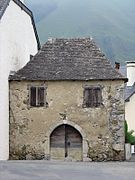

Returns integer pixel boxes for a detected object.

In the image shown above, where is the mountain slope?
[26,0,135,64]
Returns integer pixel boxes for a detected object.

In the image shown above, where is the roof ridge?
[9,37,127,82]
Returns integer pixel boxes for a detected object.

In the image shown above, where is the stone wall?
[9,80,125,161]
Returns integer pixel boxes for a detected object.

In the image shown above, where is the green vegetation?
[125,120,135,145]
[26,0,135,64]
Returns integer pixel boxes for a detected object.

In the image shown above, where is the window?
[30,86,46,107]
[83,87,102,108]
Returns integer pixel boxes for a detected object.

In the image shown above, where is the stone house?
[0,0,40,160]
[9,38,127,161]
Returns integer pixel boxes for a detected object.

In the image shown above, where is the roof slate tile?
[9,38,127,81]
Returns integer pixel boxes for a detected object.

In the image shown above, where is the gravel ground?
[0,161,135,180]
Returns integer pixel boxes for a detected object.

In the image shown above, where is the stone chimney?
[115,62,120,70]
[127,61,135,86]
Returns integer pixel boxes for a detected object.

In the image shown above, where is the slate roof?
[120,65,127,77]
[9,38,127,81]
[0,0,9,18]
[0,0,40,49]
[125,83,135,102]
[119,64,135,101]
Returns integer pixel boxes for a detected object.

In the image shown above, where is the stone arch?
[45,120,88,161]
[46,120,86,138]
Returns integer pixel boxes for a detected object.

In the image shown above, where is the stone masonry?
[9,80,125,161]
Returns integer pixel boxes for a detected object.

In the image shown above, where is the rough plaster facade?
[9,80,125,161]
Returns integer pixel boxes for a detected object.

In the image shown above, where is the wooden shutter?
[88,89,93,107]
[83,87,102,108]
[38,87,45,106]
[84,88,93,107]
[30,87,36,106]
[93,88,97,107]
[93,88,102,107]
[84,89,89,107]
[96,88,102,106]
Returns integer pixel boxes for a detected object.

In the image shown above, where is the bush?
[125,120,135,145]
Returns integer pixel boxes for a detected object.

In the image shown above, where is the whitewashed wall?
[125,94,135,135]
[126,62,135,134]
[0,0,38,160]
[127,62,135,86]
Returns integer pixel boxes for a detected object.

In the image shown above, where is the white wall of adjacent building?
[127,62,135,87]
[125,62,135,134]
[0,0,38,160]
[125,94,135,134]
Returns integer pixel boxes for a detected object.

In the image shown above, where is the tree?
[125,120,135,145]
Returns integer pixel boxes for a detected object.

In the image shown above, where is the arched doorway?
[50,124,82,161]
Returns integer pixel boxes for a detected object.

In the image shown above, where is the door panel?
[50,125,65,160]
[66,125,82,161]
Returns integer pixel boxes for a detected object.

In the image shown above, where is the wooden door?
[65,125,82,161]
[50,125,82,161]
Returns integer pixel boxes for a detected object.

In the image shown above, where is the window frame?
[83,86,102,108]
[29,85,47,108]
